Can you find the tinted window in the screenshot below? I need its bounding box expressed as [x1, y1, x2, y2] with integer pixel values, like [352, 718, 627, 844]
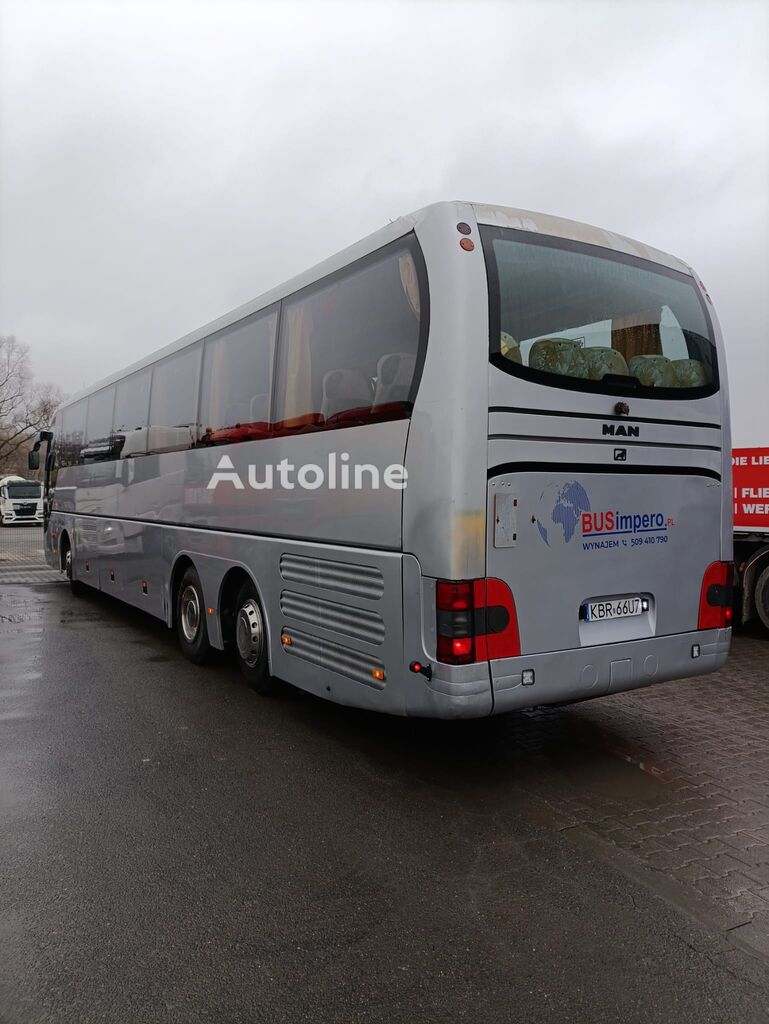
[482, 227, 717, 397]
[83, 386, 117, 462]
[148, 345, 201, 453]
[114, 369, 151, 458]
[60, 400, 87, 466]
[200, 308, 278, 444]
[273, 239, 425, 432]
[50, 412, 63, 485]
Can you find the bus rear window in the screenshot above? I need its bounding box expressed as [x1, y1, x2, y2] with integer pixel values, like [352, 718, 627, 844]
[481, 227, 718, 398]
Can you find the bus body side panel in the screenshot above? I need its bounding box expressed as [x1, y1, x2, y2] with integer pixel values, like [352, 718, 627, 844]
[402, 203, 489, 581]
[47, 511, 416, 715]
[52, 420, 409, 550]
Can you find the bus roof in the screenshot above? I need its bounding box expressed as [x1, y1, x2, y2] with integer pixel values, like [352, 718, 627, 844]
[61, 200, 693, 409]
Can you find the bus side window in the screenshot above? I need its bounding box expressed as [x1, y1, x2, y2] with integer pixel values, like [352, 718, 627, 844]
[84, 386, 117, 462]
[147, 345, 202, 454]
[113, 369, 151, 458]
[272, 241, 424, 434]
[60, 400, 87, 467]
[199, 307, 278, 445]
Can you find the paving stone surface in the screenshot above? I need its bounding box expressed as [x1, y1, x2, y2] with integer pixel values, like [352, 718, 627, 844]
[514, 632, 769, 951]
[0, 524, 61, 583]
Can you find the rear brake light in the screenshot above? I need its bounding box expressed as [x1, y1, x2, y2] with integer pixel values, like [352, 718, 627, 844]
[436, 581, 475, 664]
[698, 561, 733, 630]
[435, 578, 520, 664]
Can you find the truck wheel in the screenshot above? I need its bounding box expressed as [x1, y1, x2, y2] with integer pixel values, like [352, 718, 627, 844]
[755, 564, 769, 632]
[234, 580, 280, 695]
[176, 565, 212, 665]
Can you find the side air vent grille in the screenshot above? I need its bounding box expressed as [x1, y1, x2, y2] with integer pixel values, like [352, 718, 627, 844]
[279, 553, 384, 600]
[280, 590, 385, 645]
[280, 627, 386, 690]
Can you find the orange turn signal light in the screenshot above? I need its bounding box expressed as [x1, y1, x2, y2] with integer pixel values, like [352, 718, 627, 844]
[281, 634, 292, 646]
[459, 238, 475, 252]
[372, 667, 385, 682]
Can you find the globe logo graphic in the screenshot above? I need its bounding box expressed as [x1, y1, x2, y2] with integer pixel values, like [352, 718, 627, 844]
[535, 481, 591, 547]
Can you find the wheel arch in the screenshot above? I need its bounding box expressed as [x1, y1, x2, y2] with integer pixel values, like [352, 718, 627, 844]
[169, 553, 195, 627]
[58, 528, 72, 572]
[740, 543, 769, 624]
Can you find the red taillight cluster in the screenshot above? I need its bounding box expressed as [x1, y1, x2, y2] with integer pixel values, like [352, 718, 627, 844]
[436, 581, 475, 663]
[435, 578, 520, 665]
[698, 561, 734, 630]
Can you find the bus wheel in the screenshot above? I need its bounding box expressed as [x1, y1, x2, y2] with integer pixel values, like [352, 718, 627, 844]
[62, 538, 86, 596]
[755, 564, 769, 632]
[176, 566, 211, 665]
[234, 581, 279, 694]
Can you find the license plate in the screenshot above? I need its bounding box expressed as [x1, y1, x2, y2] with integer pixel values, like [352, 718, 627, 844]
[583, 596, 643, 621]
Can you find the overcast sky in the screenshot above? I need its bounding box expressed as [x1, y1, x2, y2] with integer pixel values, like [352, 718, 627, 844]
[1, 0, 767, 443]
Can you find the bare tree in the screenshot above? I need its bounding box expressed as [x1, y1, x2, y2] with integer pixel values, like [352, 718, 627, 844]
[0, 335, 63, 476]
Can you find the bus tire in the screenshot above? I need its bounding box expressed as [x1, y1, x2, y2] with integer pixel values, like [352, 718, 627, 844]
[755, 564, 769, 632]
[234, 580, 279, 695]
[62, 536, 86, 596]
[176, 565, 211, 665]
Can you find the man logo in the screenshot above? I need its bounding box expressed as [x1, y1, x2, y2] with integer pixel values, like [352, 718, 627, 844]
[602, 423, 639, 437]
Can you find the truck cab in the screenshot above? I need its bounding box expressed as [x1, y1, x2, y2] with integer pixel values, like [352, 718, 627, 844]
[0, 475, 44, 525]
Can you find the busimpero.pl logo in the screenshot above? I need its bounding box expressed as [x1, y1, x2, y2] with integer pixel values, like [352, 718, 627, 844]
[207, 453, 408, 491]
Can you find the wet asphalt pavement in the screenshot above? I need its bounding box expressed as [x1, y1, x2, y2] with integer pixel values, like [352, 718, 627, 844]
[2, 578, 769, 1024]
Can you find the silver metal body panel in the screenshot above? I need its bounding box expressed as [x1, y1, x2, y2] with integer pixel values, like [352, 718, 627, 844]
[53, 420, 407, 548]
[46, 201, 732, 717]
[489, 628, 730, 714]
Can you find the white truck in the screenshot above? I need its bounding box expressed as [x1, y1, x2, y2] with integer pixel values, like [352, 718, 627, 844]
[0, 475, 44, 526]
[733, 448, 769, 629]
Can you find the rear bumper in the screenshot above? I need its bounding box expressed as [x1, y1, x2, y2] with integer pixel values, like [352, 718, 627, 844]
[408, 628, 730, 718]
[490, 628, 730, 714]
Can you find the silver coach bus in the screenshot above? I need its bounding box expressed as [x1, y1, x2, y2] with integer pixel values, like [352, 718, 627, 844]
[34, 202, 732, 717]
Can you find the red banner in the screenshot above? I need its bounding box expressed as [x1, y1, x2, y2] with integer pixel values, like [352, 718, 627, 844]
[733, 448, 769, 531]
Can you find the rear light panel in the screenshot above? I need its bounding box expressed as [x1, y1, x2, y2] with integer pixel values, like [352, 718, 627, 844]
[698, 561, 734, 630]
[435, 578, 520, 665]
[436, 580, 475, 664]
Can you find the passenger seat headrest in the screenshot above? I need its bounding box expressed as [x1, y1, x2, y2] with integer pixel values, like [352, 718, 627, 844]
[581, 347, 629, 380]
[529, 338, 588, 379]
[627, 354, 677, 388]
[671, 358, 708, 388]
